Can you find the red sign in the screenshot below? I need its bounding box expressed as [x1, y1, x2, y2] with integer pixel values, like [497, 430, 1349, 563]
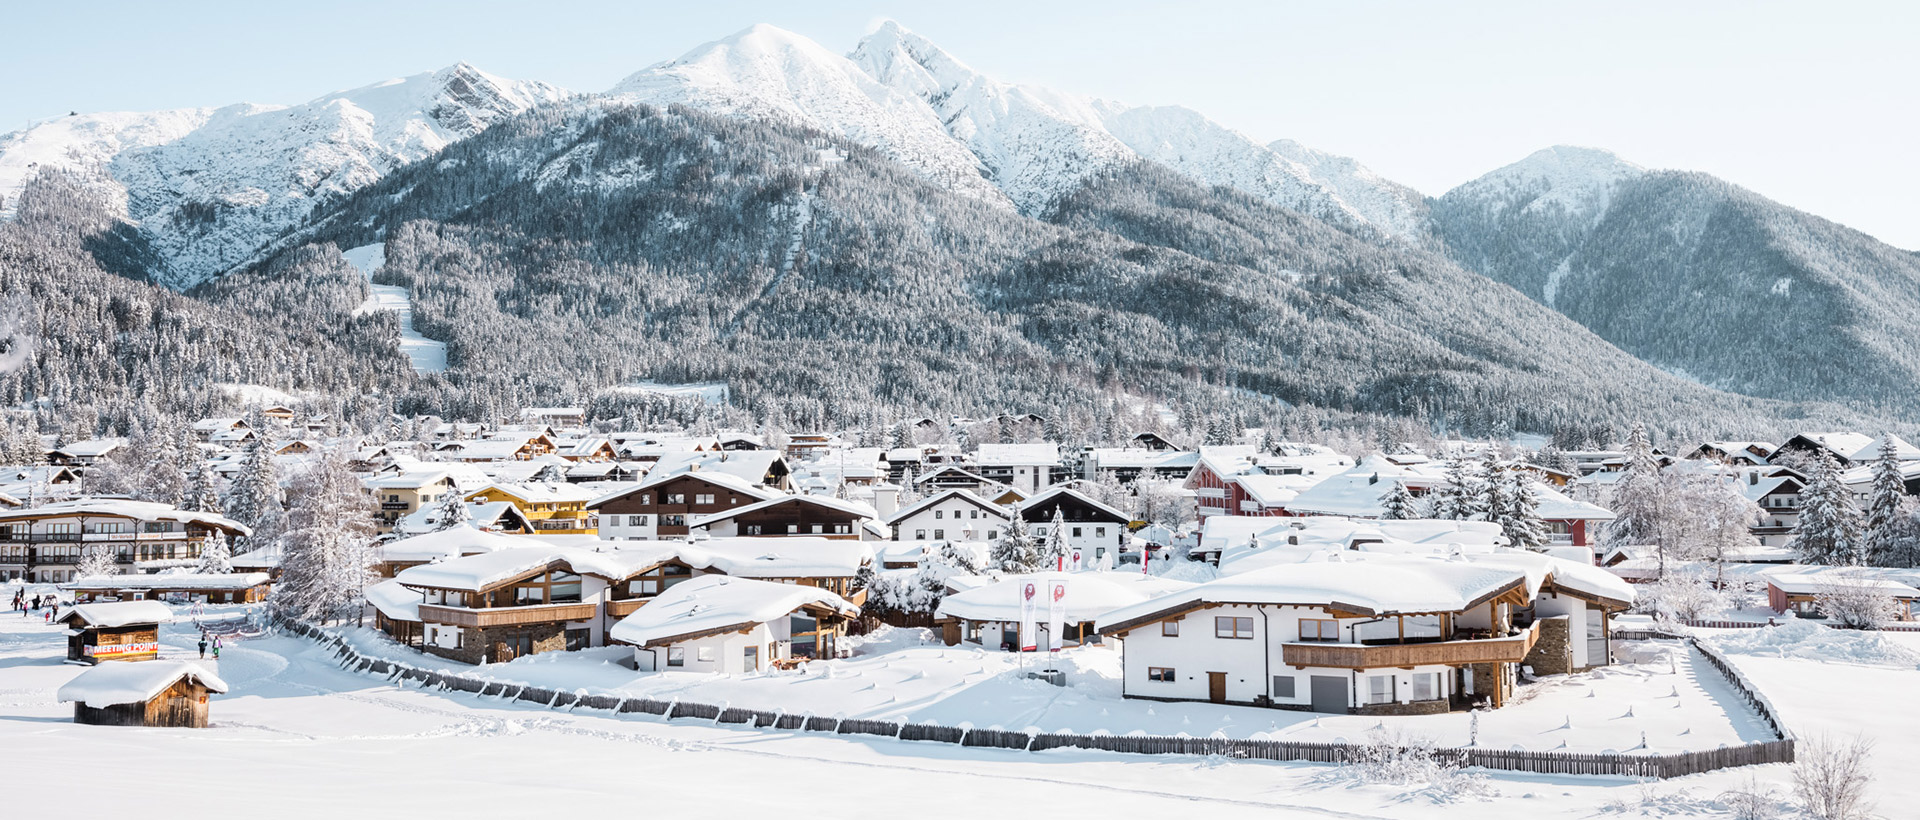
[87, 642, 159, 660]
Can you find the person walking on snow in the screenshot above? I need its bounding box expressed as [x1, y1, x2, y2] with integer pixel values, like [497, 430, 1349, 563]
[198, 635, 208, 659]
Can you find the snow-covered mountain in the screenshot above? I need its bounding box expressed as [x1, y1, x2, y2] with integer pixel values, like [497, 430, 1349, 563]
[0, 63, 566, 288]
[607, 24, 1010, 209]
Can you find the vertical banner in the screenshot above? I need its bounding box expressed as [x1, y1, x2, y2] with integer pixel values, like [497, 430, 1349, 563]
[1046, 578, 1069, 653]
[1018, 580, 1039, 651]
[1070, 549, 1083, 571]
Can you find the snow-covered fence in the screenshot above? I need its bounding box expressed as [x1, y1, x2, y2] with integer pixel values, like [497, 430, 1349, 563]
[281, 622, 1794, 779]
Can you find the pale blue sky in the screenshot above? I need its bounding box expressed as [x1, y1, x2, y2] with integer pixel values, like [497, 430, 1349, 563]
[8, 1, 1916, 247]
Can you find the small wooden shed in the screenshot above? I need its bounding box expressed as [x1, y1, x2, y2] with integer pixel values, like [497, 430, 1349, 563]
[56, 601, 171, 664]
[57, 661, 228, 728]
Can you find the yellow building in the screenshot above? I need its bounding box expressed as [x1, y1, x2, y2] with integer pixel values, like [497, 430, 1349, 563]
[465, 482, 599, 535]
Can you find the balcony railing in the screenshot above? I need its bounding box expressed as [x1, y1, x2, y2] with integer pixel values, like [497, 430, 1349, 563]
[605, 598, 651, 617]
[418, 602, 598, 628]
[1282, 621, 1541, 669]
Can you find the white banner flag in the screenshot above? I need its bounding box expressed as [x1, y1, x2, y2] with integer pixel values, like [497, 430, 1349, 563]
[1018, 580, 1039, 651]
[1046, 578, 1069, 653]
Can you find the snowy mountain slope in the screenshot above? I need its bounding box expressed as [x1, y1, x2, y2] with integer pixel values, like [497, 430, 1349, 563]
[607, 24, 1009, 209]
[1266, 138, 1431, 238]
[0, 63, 566, 288]
[1432, 146, 1920, 409]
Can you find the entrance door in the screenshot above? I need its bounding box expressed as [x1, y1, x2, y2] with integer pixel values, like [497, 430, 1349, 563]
[1310, 675, 1349, 714]
[1207, 671, 1227, 703]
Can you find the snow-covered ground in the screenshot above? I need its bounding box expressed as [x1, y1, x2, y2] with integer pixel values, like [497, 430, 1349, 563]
[344, 243, 448, 374]
[4, 604, 1907, 817]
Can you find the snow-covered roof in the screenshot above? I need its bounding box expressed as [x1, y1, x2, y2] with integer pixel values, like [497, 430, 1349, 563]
[935, 571, 1194, 624]
[58, 661, 228, 708]
[364, 578, 423, 622]
[607, 575, 859, 647]
[690, 494, 878, 528]
[63, 572, 271, 591]
[1209, 516, 1510, 565]
[1015, 486, 1130, 523]
[1464, 550, 1636, 608]
[55, 437, 129, 457]
[468, 481, 597, 505]
[381, 527, 538, 563]
[57, 600, 174, 628]
[1766, 571, 1920, 597]
[679, 537, 871, 579]
[1087, 448, 1199, 471]
[1279, 455, 1446, 517]
[1532, 483, 1616, 521]
[974, 442, 1061, 468]
[394, 546, 671, 591]
[362, 470, 457, 490]
[0, 499, 250, 536]
[1787, 432, 1879, 461]
[1098, 553, 1530, 632]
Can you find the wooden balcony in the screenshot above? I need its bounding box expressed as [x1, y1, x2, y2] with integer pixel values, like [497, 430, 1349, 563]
[604, 598, 651, 618]
[418, 602, 598, 628]
[1282, 622, 1540, 669]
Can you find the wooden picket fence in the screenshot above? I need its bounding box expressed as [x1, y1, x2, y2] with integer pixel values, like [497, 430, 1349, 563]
[278, 621, 1794, 780]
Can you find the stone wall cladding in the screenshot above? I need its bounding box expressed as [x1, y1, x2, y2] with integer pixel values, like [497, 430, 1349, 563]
[1524, 616, 1574, 677]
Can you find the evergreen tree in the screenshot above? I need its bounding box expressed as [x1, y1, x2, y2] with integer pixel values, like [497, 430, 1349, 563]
[1864, 436, 1909, 566]
[1432, 459, 1478, 521]
[1791, 449, 1863, 566]
[272, 452, 380, 623]
[75, 544, 118, 578]
[1497, 467, 1548, 549]
[184, 461, 222, 514]
[225, 440, 285, 551]
[990, 512, 1040, 573]
[432, 488, 472, 532]
[1379, 481, 1418, 520]
[197, 530, 233, 574]
[1476, 451, 1504, 523]
[1042, 508, 1070, 571]
[1604, 422, 1666, 549]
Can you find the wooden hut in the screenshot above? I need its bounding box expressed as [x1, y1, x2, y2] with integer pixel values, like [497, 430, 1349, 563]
[56, 601, 171, 664]
[63, 572, 273, 604]
[57, 661, 227, 728]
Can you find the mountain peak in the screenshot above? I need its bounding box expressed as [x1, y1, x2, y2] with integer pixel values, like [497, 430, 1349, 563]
[1447, 144, 1647, 219]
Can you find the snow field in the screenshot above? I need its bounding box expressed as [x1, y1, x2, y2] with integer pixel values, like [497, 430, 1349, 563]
[344, 242, 448, 374]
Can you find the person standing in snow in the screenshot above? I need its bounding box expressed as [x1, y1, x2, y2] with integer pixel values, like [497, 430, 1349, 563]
[211, 637, 221, 660]
[198, 635, 208, 659]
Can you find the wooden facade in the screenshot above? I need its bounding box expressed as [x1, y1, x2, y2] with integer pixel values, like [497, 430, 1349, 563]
[67, 623, 160, 664]
[73, 677, 215, 728]
[596, 473, 765, 539]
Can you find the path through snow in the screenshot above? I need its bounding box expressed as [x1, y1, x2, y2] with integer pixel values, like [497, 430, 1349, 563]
[344, 243, 448, 374]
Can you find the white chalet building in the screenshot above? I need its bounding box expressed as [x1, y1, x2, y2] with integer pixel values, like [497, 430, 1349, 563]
[885, 489, 1010, 543]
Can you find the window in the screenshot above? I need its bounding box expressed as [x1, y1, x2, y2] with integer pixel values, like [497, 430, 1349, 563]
[626, 515, 648, 527]
[695, 493, 715, 505]
[660, 515, 685, 527]
[1368, 675, 1395, 705]
[986, 530, 998, 540]
[666, 493, 686, 505]
[668, 647, 685, 667]
[916, 529, 927, 540]
[1147, 667, 1176, 683]
[811, 524, 824, 534]
[1161, 621, 1180, 637]
[639, 494, 651, 506]
[1096, 527, 1106, 537]
[1273, 676, 1296, 698]
[969, 510, 978, 519]
[745, 525, 763, 535]
[933, 529, 945, 540]
[630, 579, 659, 596]
[832, 523, 850, 534]
[1215, 616, 1254, 639]
[1299, 619, 1339, 642]
[934, 510, 944, 519]
[696, 646, 715, 663]
[1072, 527, 1083, 538]
[1412, 672, 1438, 701]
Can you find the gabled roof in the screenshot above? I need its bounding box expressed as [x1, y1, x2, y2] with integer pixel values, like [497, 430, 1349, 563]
[1015, 486, 1131, 523]
[466, 481, 598, 505]
[57, 600, 173, 629]
[690, 494, 879, 528]
[394, 546, 673, 592]
[607, 575, 859, 648]
[973, 442, 1061, 468]
[587, 468, 776, 509]
[59, 661, 228, 708]
[935, 571, 1194, 624]
[381, 527, 537, 564]
[884, 488, 1010, 526]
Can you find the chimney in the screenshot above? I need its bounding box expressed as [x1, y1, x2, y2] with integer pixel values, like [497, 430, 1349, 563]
[872, 484, 899, 519]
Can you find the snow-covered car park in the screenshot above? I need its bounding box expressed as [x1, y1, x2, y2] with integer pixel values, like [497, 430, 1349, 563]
[7, 594, 1918, 817]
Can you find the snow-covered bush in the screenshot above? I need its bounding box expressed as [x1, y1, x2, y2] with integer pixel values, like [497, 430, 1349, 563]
[75, 544, 118, 578]
[1792, 734, 1876, 820]
[1333, 727, 1494, 802]
[1718, 776, 1783, 820]
[1635, 565, 1731, 622]
[1815, 575, 1903, 630]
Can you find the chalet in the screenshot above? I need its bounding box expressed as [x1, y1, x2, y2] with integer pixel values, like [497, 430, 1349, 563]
[189, 417, 249, 442]
[377, 527, 536, 577]
[0, 500, 250, 583]
[390, 547, 671, 664]
[363, 471, 459, 533]
[1533, 484, 1616, 547]
[886, 489, 1010, 543]
[1773, 432, 1911, 468]
[609, 575, 861, 671]
[589, 469, 777, 541]
[973, 442, 1063, 495]
[562, 461, 647, 484]
[466, 482, 599, 535]
[1097, 551, 1633, 713]
[64, 572, 272, 604]
[259, 405, 297, 421]
[1082, 448, 1200, 485]
[785, 433, 835, 460]
[1739, 468, 1806, 547]
[1017, 487, 1131, 565]
[717, 432, 767, 451]
[1767, 572, 1920, 620]
[268, 439, 316, 456]
[1279, 456, 1448, 518]
[934, 572, 1194, 650]
[48, 438, 127, 467]
[664, 537, 871, 603]
[57, 601, 170, 664]
[1131, 432, 1181, 451]
[1686, 441, 1776, 466]
[58, 661, 227, 728]
[555, 437, 618, 462]
[914, 465, 1014, 498]
[691, 494, 885, 541]
[520, 407, 586, 428]
[393, 499, 534, 537]
[1184, 446, 1354, 524]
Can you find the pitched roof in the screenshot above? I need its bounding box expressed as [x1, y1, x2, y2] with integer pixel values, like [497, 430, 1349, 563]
[57, 600, 174, 628]
[884, 488, 1010, 525]
[58, 661, 228, 708]
[608, 575, 859, 648]
[1015, 486, 1130, 523]
[690, 494, 879, 528]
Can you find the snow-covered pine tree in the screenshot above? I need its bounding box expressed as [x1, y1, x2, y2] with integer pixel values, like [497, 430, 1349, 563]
[225, 440, 284, 551]
[1604, 422, 1666, 547]
[184, 460, 222, 514]
[1432, 459, 1476, 520]
[75, 544, 118, 578]
[1477, 452, 1506, 524]
[432, 488, 472, 532]
[1499, 467, 1548, 549]
[1042, 508, 1070, 571]
[271, 451, 380, 624]
[197, 530, 232, 574]
[1379, 481, 1418, 520]
[1791, 449, 1863, 566]
[935, 540, 983, 576]
[1864, 436, 1910, 566]
[990, 512, 1038, 573]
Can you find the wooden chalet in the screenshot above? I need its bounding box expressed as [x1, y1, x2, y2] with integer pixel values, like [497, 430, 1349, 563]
[692, 494, 883, 540]
[59, 661, 227, 728]
[589, 469, 776, 541]
[57, 601, 170, 664]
